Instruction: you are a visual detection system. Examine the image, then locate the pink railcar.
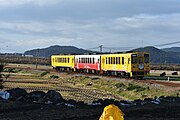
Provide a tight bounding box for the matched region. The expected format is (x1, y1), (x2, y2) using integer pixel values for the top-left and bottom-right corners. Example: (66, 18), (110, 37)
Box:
(75, 55), (101, 72)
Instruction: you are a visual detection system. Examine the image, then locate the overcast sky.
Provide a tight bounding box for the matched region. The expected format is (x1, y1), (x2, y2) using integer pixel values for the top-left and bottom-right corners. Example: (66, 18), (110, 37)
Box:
(0, 0), (180, 53)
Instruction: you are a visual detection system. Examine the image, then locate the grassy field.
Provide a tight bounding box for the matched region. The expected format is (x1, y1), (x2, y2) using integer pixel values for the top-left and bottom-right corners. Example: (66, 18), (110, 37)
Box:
(1, 63), (179, 101)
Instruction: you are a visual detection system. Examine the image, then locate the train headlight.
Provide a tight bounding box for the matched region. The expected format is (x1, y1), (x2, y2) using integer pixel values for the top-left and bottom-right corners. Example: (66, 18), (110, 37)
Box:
(133, 65), (136, 68)
(138, 64), (144, 70)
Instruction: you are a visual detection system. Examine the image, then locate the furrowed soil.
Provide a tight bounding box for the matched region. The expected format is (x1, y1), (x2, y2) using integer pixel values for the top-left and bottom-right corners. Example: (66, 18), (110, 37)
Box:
(0, 64), (180, 120)
(0, 100), (180, 120)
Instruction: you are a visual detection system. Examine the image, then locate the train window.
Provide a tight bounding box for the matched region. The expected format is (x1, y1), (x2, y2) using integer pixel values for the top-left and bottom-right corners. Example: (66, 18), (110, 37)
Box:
(106, 57), (107, 64)
(131, 54), (137, 64)
(139, 57), (143, 64)
(67, 58), (69, 63)
(112, 57), (114, 64)
(144, 54), (150, 63)
(128, 58), (130, 64)
(122, 57), (124, 64)
(116, 57), (118, 64)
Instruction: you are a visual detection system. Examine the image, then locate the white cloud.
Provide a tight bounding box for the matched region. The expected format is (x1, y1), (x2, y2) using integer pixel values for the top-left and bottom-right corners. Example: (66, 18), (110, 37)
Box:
(0, 0), (180, 53)
(0, 13), (179, 52)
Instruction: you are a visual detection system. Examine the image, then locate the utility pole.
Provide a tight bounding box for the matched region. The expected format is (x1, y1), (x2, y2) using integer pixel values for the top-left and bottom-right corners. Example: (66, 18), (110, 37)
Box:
(35, 49), (39, 69)
(99, 45), (103, 52)
(141, 40), (144, 48)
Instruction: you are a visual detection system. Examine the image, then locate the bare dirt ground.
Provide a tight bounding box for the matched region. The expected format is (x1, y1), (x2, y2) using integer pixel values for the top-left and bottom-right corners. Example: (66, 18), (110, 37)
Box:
(0, 64), (180, 120)
(0, 100), (180, 120)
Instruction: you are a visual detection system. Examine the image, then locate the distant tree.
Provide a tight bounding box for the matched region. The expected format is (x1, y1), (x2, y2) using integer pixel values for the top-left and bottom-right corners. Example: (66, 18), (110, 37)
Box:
(0, 61), (7, 89)
(0, 64), (4, 89)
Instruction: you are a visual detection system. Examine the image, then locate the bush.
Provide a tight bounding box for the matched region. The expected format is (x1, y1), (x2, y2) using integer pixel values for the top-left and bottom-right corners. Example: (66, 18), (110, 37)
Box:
(40, 71), (49, 77)
(127, 83), (147, 92)
(3, 68), (22, 73)
(115, 83), (126, 89)
(0, 64), (5, 89)
(50, 75), (59, 79)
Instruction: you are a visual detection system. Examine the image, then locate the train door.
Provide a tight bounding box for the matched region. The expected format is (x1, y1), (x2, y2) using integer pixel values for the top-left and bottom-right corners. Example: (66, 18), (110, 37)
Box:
(126, 57), (131, 72)
(122, 57), (126, 71)
(138, 56), (144, 70)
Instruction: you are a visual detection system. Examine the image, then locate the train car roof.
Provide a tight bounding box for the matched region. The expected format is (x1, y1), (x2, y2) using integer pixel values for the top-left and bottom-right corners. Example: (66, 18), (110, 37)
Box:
(75, 54), (101, 57)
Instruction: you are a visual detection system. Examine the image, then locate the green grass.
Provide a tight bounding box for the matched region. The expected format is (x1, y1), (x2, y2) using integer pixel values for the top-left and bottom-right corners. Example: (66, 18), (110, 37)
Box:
(49, 75), (59, 79)
(40, 71), (49, 77)
(5, 64), (179, 101)
(70, 76), (179, 100)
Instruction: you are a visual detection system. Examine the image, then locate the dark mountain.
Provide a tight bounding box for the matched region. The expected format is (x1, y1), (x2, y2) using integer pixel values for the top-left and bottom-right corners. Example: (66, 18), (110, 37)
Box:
(24, 45), (180, 64)
(162, 47), (180, 53)
(24, 45), (98, 58)
(133, 46), (180, 64)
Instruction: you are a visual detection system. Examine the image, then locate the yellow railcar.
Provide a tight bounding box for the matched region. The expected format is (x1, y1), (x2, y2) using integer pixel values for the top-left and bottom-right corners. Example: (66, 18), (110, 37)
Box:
(51, 55), (75, 71)
(101, 52), (150, 78)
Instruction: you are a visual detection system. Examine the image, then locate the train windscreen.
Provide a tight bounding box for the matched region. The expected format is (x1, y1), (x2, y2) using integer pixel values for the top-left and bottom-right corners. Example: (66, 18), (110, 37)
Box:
(144, 54), (150, 63)
(131, 54), (137, 64)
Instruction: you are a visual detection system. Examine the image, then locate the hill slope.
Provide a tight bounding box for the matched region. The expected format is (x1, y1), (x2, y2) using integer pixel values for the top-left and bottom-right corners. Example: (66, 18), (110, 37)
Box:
(133, 46), (180, 64)
(162, 47), (180, 53)
(24, 45), (97, 58)
(24, 45), (180, 64)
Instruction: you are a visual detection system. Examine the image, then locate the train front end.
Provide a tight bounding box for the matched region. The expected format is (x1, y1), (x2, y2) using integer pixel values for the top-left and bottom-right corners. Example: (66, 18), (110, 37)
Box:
(131, 52), (150, 78)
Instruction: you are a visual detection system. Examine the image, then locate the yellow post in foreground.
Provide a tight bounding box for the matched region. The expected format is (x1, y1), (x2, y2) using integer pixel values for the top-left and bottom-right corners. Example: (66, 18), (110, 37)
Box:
(99, 104), (124, 120)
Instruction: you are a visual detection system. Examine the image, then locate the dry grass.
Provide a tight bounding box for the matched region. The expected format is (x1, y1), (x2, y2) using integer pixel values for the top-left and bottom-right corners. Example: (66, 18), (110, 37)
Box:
(2, 63), (180, 101)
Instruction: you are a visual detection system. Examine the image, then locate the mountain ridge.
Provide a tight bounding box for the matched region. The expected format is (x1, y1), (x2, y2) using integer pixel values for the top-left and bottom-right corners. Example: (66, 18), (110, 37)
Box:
(24, 45), (180, 64)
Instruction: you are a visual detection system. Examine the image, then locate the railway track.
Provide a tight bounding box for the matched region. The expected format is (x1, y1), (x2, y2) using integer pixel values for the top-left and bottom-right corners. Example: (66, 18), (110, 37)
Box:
(136, 80), (180, 87)
(4, 79), (59, 85)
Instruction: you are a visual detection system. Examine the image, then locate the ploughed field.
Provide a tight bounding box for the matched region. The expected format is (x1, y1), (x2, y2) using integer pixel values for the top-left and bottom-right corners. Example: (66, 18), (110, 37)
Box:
(0, 64), (180, 120)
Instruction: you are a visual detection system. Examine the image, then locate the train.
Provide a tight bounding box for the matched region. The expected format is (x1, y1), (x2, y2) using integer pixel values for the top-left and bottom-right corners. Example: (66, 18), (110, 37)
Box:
(51, 52), (150, 79)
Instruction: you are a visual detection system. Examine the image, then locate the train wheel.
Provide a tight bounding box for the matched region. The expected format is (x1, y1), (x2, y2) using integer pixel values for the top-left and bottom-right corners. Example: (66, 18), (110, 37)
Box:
(126, 73), (130, 78)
